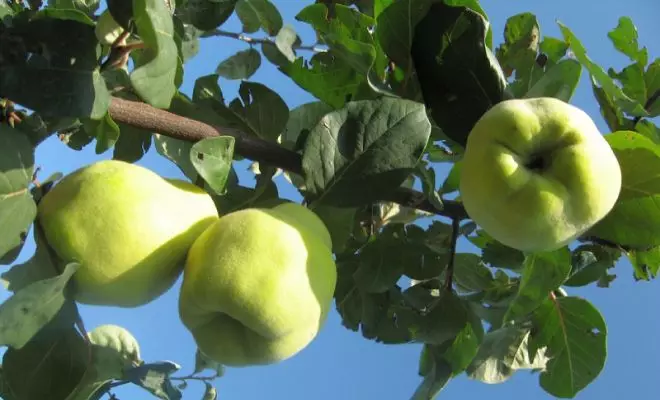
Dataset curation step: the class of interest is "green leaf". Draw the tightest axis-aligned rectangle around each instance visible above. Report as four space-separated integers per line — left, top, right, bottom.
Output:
352 226 406 293
213 165 279 213
414 291 473 346
297 4 377 77
50 0 101 16
0 263 80 349
503 248 572 323
124 361 183 400
0 125 36 263
359 288 416 344
334 259 363 331
113 123 153 163
414 163 443 211
235 0 283 36
154 134 198 181
2 325 88 400
178 0 237 31
628 245 660 280
230 81 289 142
635 119 660 144
190 136 235 195
531 297 607 398
273 25 298 62
311 205 357 254
539 36 568 64
591 81 635 133
280 101 333 151
412 347 453 400
481 241 525 272
440 161 461 194
82 113 121 154
496 12 542 97
466 325 548 384
401 224 450 280
587 131 660 248
558 22 647 117
0 15 110 119
376 0 432 71
215 48 262 80
607 16 648 66
130 0 179 108
1 225 60 292
452 253 493 293
565 244 619 287
302 97 431 207
173 14 202 64
609 62 647 105
279 52 363 109
524 59 581 101
193 74 225 103
411 2 508 147
645 59 660 117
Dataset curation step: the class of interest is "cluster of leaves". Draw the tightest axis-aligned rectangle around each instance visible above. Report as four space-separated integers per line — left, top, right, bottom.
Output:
0 0 659 399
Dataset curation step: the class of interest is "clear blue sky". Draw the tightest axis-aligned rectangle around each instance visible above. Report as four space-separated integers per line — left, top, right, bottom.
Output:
2 1 659 399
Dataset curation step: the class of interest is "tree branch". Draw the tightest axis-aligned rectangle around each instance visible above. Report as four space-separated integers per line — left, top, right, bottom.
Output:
202 29 327 53
107 97 468 220
109 97 303 174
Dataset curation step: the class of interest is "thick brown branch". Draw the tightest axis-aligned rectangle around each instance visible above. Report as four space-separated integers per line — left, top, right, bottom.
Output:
107 96 468 220
109 97 304 174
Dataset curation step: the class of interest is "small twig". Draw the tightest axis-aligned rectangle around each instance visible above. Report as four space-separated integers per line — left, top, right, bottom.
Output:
444 218 461 291
202 29 327 53
170 374 218 382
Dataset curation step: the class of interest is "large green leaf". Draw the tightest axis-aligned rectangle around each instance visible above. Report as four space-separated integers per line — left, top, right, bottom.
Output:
215 48 262 80
0 13 109 119
0 263 79 349
2 324 89 400
530 297 607 398
280 101 333 151
411 1 508 147
607 16 648 66
375 0 432 71
124 361 183 400
587 131 660 248
495 12 543 97
503 248 572 323
466 325 548 384
177 0 237 31
297 4 377 77
190 136 235 195
302 97 430 207
0 125 36 264
227 81 289 142
558 22 647 117
235 0 282 36
130 0 179 108
524 59 582 101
